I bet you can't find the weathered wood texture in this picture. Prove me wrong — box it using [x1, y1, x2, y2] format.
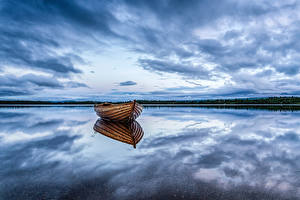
[94, 100, 143, 122]
[93, 119, 144, 148]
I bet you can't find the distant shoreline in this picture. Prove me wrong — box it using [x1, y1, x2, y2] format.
[1, 103, 300, 107]
[1, 97, 300, 106]
[1, 97, 300, 109]
[142, 104, 300, 107]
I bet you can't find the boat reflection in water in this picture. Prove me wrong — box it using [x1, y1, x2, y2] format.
[93, 119, 144, 148]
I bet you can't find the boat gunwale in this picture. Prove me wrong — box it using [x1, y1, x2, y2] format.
[94, 102, 134, 108]
[94, 100, 143, 122]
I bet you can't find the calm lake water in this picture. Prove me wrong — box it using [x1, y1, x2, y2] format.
[0, 107, 300, 200]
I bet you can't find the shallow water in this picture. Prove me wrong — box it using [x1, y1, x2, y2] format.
[0, 107, 300, 200]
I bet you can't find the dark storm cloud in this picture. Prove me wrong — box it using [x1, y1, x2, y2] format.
[0, 74, 87, 97]
[65, 81, 89, 88]
[119, 0, 300, 97]
[0, 74, 63, 88]
[0, 0, 117, 96]
[122, 0, 273, 35]
[139, 59, 210, 78]
[0, 28, 81, 76]
[196, 39, 227, 56]
[1, 0, 300, 98]
[119, 81, 137, 86]
[276, 63, 300, 76]
[0, 88, 32, 97]
[120, 1, 282, 70]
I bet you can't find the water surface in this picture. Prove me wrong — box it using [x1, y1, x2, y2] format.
[0, 107, 300, 200]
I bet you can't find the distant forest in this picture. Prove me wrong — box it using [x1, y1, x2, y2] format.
[1, 97, 300, 104]
[138, 97, 300, 104]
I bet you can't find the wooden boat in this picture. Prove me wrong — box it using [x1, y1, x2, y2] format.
[94, 100, 143, 122]
[93, 119, 144, 148]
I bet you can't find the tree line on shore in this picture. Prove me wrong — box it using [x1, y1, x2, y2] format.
[137, 97, 300, 104]
[1, 97, 300, 104]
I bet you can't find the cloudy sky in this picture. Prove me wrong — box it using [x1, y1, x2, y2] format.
[1, 0, 300, 101]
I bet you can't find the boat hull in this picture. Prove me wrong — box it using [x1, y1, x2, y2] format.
[94, 100, 143, 122]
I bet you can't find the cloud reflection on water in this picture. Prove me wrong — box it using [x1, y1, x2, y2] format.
[0, 107, 300, 199]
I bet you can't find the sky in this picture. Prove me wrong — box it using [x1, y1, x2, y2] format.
[1, 0, 300, 101]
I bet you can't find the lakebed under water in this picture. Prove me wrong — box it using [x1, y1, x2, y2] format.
[0, 106, 300, 200]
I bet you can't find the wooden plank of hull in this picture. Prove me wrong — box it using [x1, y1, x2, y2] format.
[94, 100, 143, 122]
[93, 119, 144, 148]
